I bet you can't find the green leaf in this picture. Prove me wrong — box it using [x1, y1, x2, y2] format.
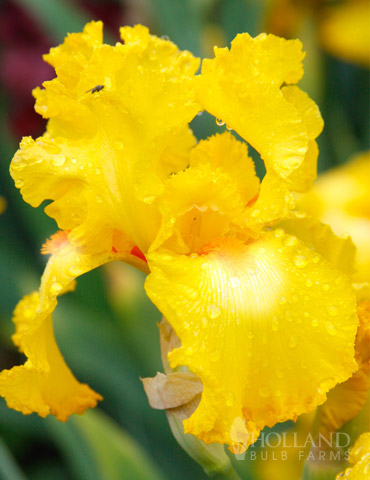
[148, 0, 202, 55]
[47, 410, 166, 480]
[0, 438, 27, 480]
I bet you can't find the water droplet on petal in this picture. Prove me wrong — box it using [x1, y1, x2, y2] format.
[322, 283, 330, 291]
[327, 305, 339, 316]
[71, 158, 77, 164]
[207, 304, 221, 319]
[312, 255, 320, 264]
[50, 282, 63, 295]
[185, 346, 193, 355]
[325, 322, 337, 335]
[51, 155, 66, 167]
[215, 118, 225, 126]
[305, 279, 313, 287]
[272, 317, 279, 331]
[12, 157, 26, 171]
[259, 386, 270, 398]
[283, 235, 297, 247]
[294, 255, 308, 268]
[226, 124, 232, 131]
[312, 318, 319, 327]
[114, 139, 124, 150]
[251, 209, 260, 218]
[274, 228, 285, 238]
[279, 297, 287, 305]
[14, 178, 24, 188]
[68, 265, 86, 276]
[95, 168, 101, 175]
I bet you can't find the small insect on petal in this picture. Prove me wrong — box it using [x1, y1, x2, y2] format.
[86, 85, 105, 94]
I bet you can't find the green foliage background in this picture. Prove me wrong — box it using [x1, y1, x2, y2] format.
[0, 1, 368, 479]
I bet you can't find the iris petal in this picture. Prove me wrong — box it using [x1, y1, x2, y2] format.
[145, 229, 358, 450]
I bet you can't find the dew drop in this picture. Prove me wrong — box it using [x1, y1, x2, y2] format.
[226, 125, 232, 131]
[95, 168, 101, 175]
[207, 304, 221, 319]
[71, 158, 77, 164]
[185, 346, 193, 355]
[312, 255, 320, 264]
[289, 336, 297, 348]
[279, 296, 287, 305]
[96, 195, 102, 204]
[322, 283, 330, 291]
[114, 139, 124, 150]
[274, 228, 285, 238]
[363, 464, 370, 475]
[51, 155, 66, 167]
[259, 386, 270, 398]
[327, 305, 339, 317]
[283, 235, 297, 247]
[50, 282, 63, 295]
[251, 209, 260, 218]
[14, 178, 24, 188]
[215, 118, 225, 127]
[12, 158, 26, 171]
[312, 318, 319, 327]
[294, 254, 308, 268]
[305, 279, 313, 287]
[272, 317, 279, 331]
[325, 322, 337, 336]
[68, 265, 85, 276]
[78, 164, 84, 170]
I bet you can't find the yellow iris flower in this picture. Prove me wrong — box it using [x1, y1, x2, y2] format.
[266, 0, 370, 68]
[299, 152, 370, 283]
[0, 22, 359, 452]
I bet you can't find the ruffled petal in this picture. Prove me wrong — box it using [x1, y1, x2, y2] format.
[10, 22, 200, 253]
[145, 229, 358, 451]
[197, 33, 323, 186]
[318, 293, 370, 437]
[151, 133, 259, 253]
[0, 231, 142, 420]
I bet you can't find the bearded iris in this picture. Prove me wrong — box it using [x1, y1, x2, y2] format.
[0, 22, 359, 452]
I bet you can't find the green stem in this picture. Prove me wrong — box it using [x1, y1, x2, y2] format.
[208, 465, 242, 480]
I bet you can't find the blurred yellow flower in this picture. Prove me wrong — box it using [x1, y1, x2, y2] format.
[266, 0, 370, 67]
[0, 21, 359, 452]
[299, 151, 370, 282]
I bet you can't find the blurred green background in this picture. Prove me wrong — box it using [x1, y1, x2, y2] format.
[0, 1, 369, 479]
